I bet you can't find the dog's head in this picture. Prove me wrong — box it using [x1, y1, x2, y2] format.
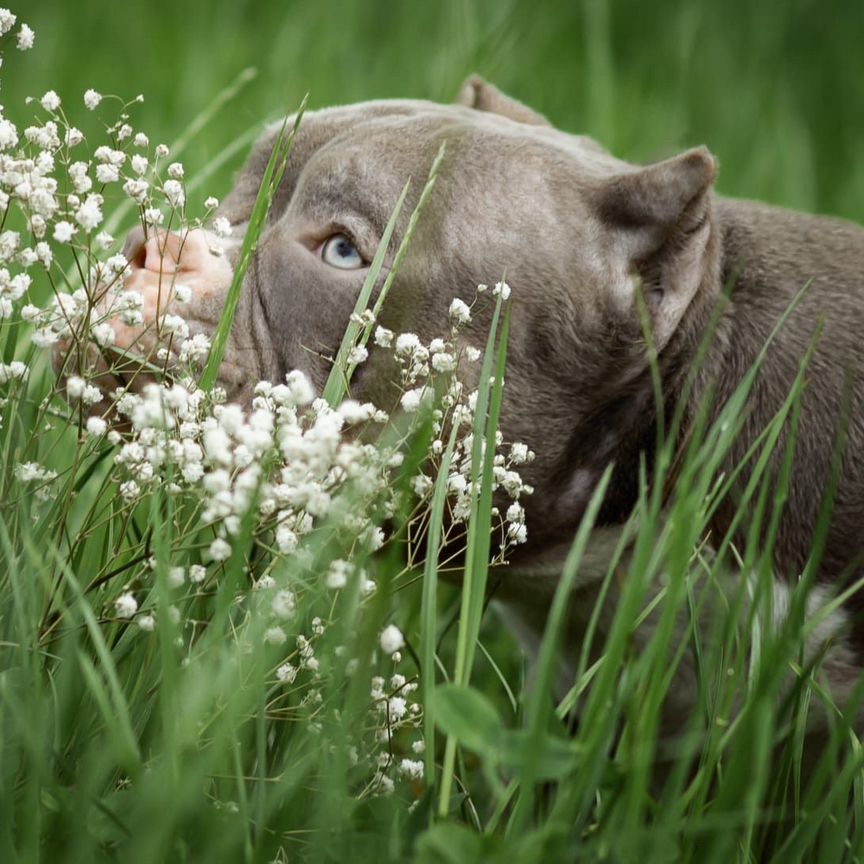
[119, 77, 721, 546]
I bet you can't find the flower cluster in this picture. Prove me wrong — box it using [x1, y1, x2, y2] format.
[0, 8, 33, 53]
[0, 25, 227, 367]
[0, 18, 533, 802]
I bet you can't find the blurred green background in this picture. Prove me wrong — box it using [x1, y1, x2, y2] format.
[2, 7, 863, 855]
[9, 0, 864, 223]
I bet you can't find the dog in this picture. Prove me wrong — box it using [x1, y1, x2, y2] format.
[115, 77, 864, 730]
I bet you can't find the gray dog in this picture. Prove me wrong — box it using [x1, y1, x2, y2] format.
[117, 77, 864, 722]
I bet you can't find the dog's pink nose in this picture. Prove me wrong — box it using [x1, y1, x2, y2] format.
[106, 226, 236, 350]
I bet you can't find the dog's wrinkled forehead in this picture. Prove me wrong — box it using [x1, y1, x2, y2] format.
[222, 97, 626, 232]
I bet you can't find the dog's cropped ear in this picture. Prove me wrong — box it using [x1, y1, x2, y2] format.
[456, 75, 551, 127]
[594, 147, 717, 349]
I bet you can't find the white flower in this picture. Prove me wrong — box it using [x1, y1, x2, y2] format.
[410, 474, 432, 497]
[204, 196, 219, 209]
[178, 332, 210, 363]
[163, 179, 185, 209]
[276, 663, 298, 683]
[53, 221, 76, 243]
[84, 89, 102, 110]
[270, 521, 295, 554]
[81, 385, 102, 406]
[155, 143, 169, 158]
[400, 387, 428, 413]
[0, 9, 16, 36]
[0, 118, 18, 150]
[506, 502, 524, 523]
[168, 282, 190, 304]
[105, 253, 128, 274]
[134, 132, 149, 147]
[68, 161, 91, 194]
[119, 480, 140, 501]
[264, 626, 287, 646]
[447, 473, 468, 494]
[373, 774, 395, 796]
[85, 416, 107, 436]
[32, 329, 59, 347]
[386, 696, 407, 722]
[493, 280, 511, 300]
[431, 352, 456, 373]
[95, 145, 126, 166]
[40, 91, 61, 112]
[347, 345, 368, 365]
[0, 230, 19, 260]
[16, 23, 34, 50]
[168, 566, 185, 588]
[284, 370, 315, 406]
[75, 195, 104, 232]
[159, 313, 189, 339]
[271, 589, 296, 619]
[167, 162, 184, 179]
[379, 624, 405, 655]
[131, 154, 148, 175]
[212, 216, 231, 238]
[338, 400, 374, 424]
[115, 592, 138, 618]
[137, 614, 156, 632]
[65, 127, 84, 147]
[394, 332, 421, 354]
[250, 575, 273, 593]
[209, 537, 231, 561]
[0, 361, 27, 384]
[448, 297, 471, 324]
[507, 522, 528, 544]
[189, 564, 207, 583]
[15, 462, 57, 483]
[96, 163, 119, 184]
[65, 375, 86, 399]
[374, 326, 393, 348]
[123, 178, 149, 203]
[325, 559, 351, 590]
[399, 759, 424, 780]
[144, 207, 164, 227]
[365, 527, 385, 552]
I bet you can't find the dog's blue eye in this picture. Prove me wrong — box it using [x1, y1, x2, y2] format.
[321, 233, 364, 270]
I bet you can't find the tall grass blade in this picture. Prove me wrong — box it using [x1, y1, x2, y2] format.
[200, 97, 307, 389]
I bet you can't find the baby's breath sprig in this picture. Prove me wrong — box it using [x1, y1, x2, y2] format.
[0, 17, 532, 800]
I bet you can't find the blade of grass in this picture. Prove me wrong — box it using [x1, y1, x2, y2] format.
[422, 422, 460, 795]
[322, 141, 447, 407]
[321, 178, 410, 406]
[438, 293, 510, 818]
[507, 464, 613, 834]
[200, 97, 308, 389]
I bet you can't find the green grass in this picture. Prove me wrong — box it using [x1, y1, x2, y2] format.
[2, 1, 864, 862]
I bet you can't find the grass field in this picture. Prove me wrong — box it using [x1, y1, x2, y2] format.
[3, 1, 864, 862]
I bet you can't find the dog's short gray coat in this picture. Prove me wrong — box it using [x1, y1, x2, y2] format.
[132, 78, 864, 719]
